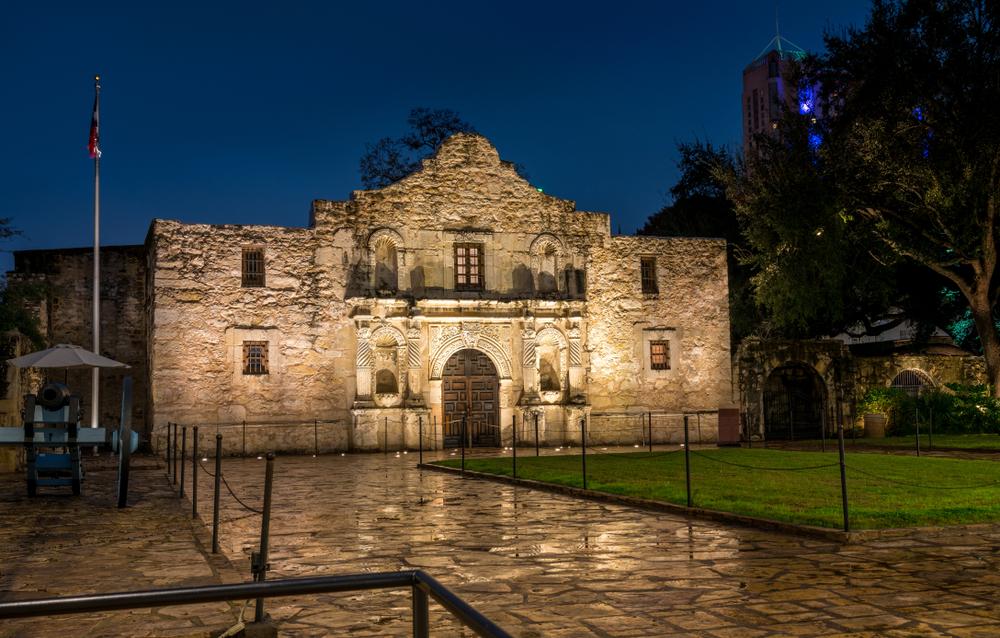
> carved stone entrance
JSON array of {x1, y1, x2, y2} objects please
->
[
  {"x1": 442, "y1": 349, "x2": 499, "y2": 447},
  {"x1": 763, "y1": 363, "x2": 827, "y2": 440}
]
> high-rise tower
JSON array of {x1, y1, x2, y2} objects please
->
[{"x1": 742, "y1": 31, "x2": 806, "y2": 153}]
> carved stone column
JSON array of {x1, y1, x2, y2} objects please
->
[
  {"x1": 521, "y1": 325, "x2": 539, "y2": 403},
  {"x1": 354, "y1": 320, "x2": 373, "y2": 405},
  {"x1": 405, "y1": 320, "x2": 425, "y2": 406},
  {"x1": 567, "y1": 322, "x2": 586, "y2": 403}
]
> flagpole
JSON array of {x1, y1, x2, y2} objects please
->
[{"x1": 91, "y1": 75, "x2": 101, "y2": 429}]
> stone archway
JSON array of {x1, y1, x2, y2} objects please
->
[
  {"x1": 763, "y1": 363, "x2": 827, "y2": 440},
  {"x1": 441, "y1": 349, "x2": 500, "y2": 447}
]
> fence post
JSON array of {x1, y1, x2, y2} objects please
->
[
  {"x1": 929, "y1": 407, "x2": 933, "y2": 449},
  {"x1": 460, "y1": 415, "x2": 466, "y2": 475},
  {"x1": 697, "y1": 412, "x2": 702, "y2": 444},
  {"x1": 412, "y1": 584, "x2": 430, "y2": 638},
  {"x1": 180, "y1": 426, "x2": 187, "y2": 498},
  {"x1": 313, "y1": 420, "x2": 319, "y2": 457},
  {"x1": 192, "y1": 426, "x2": 199, "y2": 519},
  {"x1": 837, "y1": 408, "x2": 850, "y2": 533},
  {"x1": 253, "y1": 453, "x2": 275, "y2": 623},
  {"x1": 165, "y1": 422, "x2": 171, "y2": 476},
  {"x1": 534, "y1": 413, "x2": 540, "y2": 457},
  {"x1": 418, "y1": 416, "x2": 423, "y2": 465},
  {"x1": 915, "y1": 406, "x2": 921, "y2": 457},
  {"x1": 580, "y1": 418, "x2": 587, "y2": 490},
  {"x1": 821, "y1": 405, "x2": 828, "y2": 453},
  {"x1": 512, "y1": 414, "x2": 517, "y2": 479},
  {"x1": 212, "y1": 434, "x2": 222, "y2": 554},
  {"x1": 172, "y1": 423, "x2": 178, "y2": 485},
  {"x1": 684, "y1": 415, "x2": 691, "y2": 507},
  {"x1": 648, "y1": 413, "x2": 653, "y2": 453}
]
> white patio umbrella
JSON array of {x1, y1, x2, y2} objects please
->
[{"x1": 7, "y1": 343, "x2": 130, "y2": 369}]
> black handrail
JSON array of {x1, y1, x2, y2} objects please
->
[{"x1": 0, "y1": 570, "x2": 512, "y2": 638}]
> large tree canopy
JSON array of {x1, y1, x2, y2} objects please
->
[{"x1": 730, "y1": 0, "x2": 1000, "y2": 393}]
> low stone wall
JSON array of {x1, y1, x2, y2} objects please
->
[
  {"x1": 152, "y1": 420, "x2": 351, "y2": 457},
  {"x1": 587, "y1": 412, "x2": 719, "y2": 446}
]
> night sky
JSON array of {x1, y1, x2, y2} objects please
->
[{"x1": 3, "y1": 1, "x2": 872, "y2": 272}]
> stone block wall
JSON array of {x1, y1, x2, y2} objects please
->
[
  {"x1": 148, "y1": 221, "x2": 355, "y2": 436},
  {"x1": 8, "y1": 246, "x2": 149, "y2": 432},
  {"x1": 586, "y1": 236, "x2": 732, "y2": 414}
]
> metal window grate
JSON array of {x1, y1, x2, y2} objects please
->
[
  {"x1": 891, "y1": 369, "x2": 932, "y2": 398},
  {"x1": 242, "y1": 248, "x2": 265, "y2": 287},
  {"x1": 243, "y1": 341, "x2": 268, "y2": 375},
  {"x1": 650, "y1": 340, "x2": 670, "y2": 370},
  {"x1": 455, "y1": 243, "x2": 483, "y2": 290},
  {"x1": 640, "y1": 257, "x2": 658, "y2": 294}
]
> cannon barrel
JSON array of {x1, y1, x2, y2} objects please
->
[{"x1": 37, "y1": 383, "x2": 72, "y2": 411}]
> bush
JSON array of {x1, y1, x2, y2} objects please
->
[{"x1": 889, "y1": 384, "x2": 1000, "y2": 435}]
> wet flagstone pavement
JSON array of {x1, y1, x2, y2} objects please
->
[
  {"x1": 195, "y1": 452, "x2": 1000, "y2": 637},
  {"x1": 5, "y1": 451, "x2": 1000, "y2": 636}
]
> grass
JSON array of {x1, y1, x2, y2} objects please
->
[
  {"x1": 435, "y1": 448, "x2": 1000, "y2": 530},
  {"x1": 836, "y1": 431, "x2": 1000, "y2": 452}
]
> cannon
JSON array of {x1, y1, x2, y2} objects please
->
[{"x1": 0, "y1": 377, "x2": 138, "y2": 506}]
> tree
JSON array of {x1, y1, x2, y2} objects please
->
[
  {"x1": 359, "y1": 108, "x2": 477, "y2": 189},
  {"x1": 731, "y1": 0, "x2": 1000, "y2": 394}
]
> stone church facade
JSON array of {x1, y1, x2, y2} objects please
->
[{"x1": 12, "y1": 134, "x2": 733, "y2": 451}]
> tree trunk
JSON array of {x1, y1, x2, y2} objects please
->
[{"x1": 969, "y1": 293, "x2": 1000, "y2": 397}]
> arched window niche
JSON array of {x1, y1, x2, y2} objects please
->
[
  {"x1": 530, "y1": 234, "x2": 564, "y2": 296},
  {"x1": 535, "y1": 326, "x2": 568, "y2": 401},
  {"x1": 368, "y1": 228, "x2": 404, "y2": 295}
]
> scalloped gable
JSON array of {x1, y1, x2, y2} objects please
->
[{"x1": 311, "y1": 133, "x2": 611, "y2": 235}]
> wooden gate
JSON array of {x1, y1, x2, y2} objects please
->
[{"x1": 442, "y1": 349, "x2": 499, "y2": 447}]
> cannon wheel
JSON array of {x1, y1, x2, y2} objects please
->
[{"x1": 116, "y1": 376, "x2": 133, "y2": 508}]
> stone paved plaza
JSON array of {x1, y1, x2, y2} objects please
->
[{"x1": 5, "y1": 452, "x2": 1000, "y2": 636}]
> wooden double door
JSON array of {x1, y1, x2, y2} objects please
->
[{"x1": 442, "y1": 349, "x2": 499, "y2": 447}]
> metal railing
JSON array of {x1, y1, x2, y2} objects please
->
[{"x1": 0, "y1": 570, "x2": 512, "y2": 638}]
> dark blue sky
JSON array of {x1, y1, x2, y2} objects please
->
[{"x1": 2, "y1": 1, "x2": 872, "y2": 271}]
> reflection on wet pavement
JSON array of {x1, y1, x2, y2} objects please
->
[{"x1": 196, "y1": 453, "x2": 1000, "y2": 637}]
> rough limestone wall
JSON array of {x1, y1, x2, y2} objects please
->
[
  {"x1": 311, "y1": 134, "x2": 611, "y2": 268},
  {"x1": 8, "y1": 246, "x2": 149, "y2": 432},
  {"x1": 853, "y1": 353, "x2": 986, "y2": 394},
  {"x1": 586, "y1": 236, "x2": 732, "y2": 421},
  {"x1": 149, "y1": 221, "x2": 355, "y2": 444}
]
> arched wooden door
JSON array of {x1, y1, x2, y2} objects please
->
[{"x1": 442, "y1": 349, "x2": 499, "y2": 447}]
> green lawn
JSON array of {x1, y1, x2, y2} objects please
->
[
  {"x1": 848, "y1": 433, "x2": 1000, "y2": 450},
  {"x1": 435, "y1": 448, "x2": 1000, "y2": 530}
]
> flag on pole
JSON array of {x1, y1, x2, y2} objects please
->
[{"x1": 88, "y1": 76, "x2": 101, "y2": 159}]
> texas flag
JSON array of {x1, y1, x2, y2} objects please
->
[{"x1": 88, "y1": 78, "x2": 100, "y2": 159}]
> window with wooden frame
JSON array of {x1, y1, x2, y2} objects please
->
[
  {"x1": 650, "y1": 340, "x2": 670, "y2": 370},
  {"x1": 640, "y1": 256, "x2": 658, "y2": 294},
  {"x1": 242, "y1": 341, "x2": 269, "y2": 375},
  {"x1": 454, "y1": 243, "x2": 484, "y2": 290},
  {"x1": 242, "y1": 247, "x2": 265, "y2": 287}
]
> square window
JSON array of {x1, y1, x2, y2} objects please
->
[
  {"x1": 242, "y1": 248, "x2": 265, "y2": 287},
  {"x1": 640, "y1": 256, "x2": 658, "y2": 294},
  {"x1": 242, "y1": 341, "x2": 269, "y2": 375},
  {"x1": 650, "y1": 340, "x2": 670, "y2": 370},
  {"x1": 455, "y1": 243, "x2": 484, "y2": 290}
]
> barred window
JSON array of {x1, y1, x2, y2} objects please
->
[
  {"x1": 455, "y1": 243, "x2": 484, "y2": 290},
  {"x1": 242, "y1": 247, "x2": 265, "y2": 287},
  {"x1": 640, "y1": 256, "x2": 658, "y2": 294},
  {"x1": 242, "y1": 341, "x2": 269, "y2": 375},
  {"x1": 650, "y1": 340, "x2": 670, "y2": 370}
]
